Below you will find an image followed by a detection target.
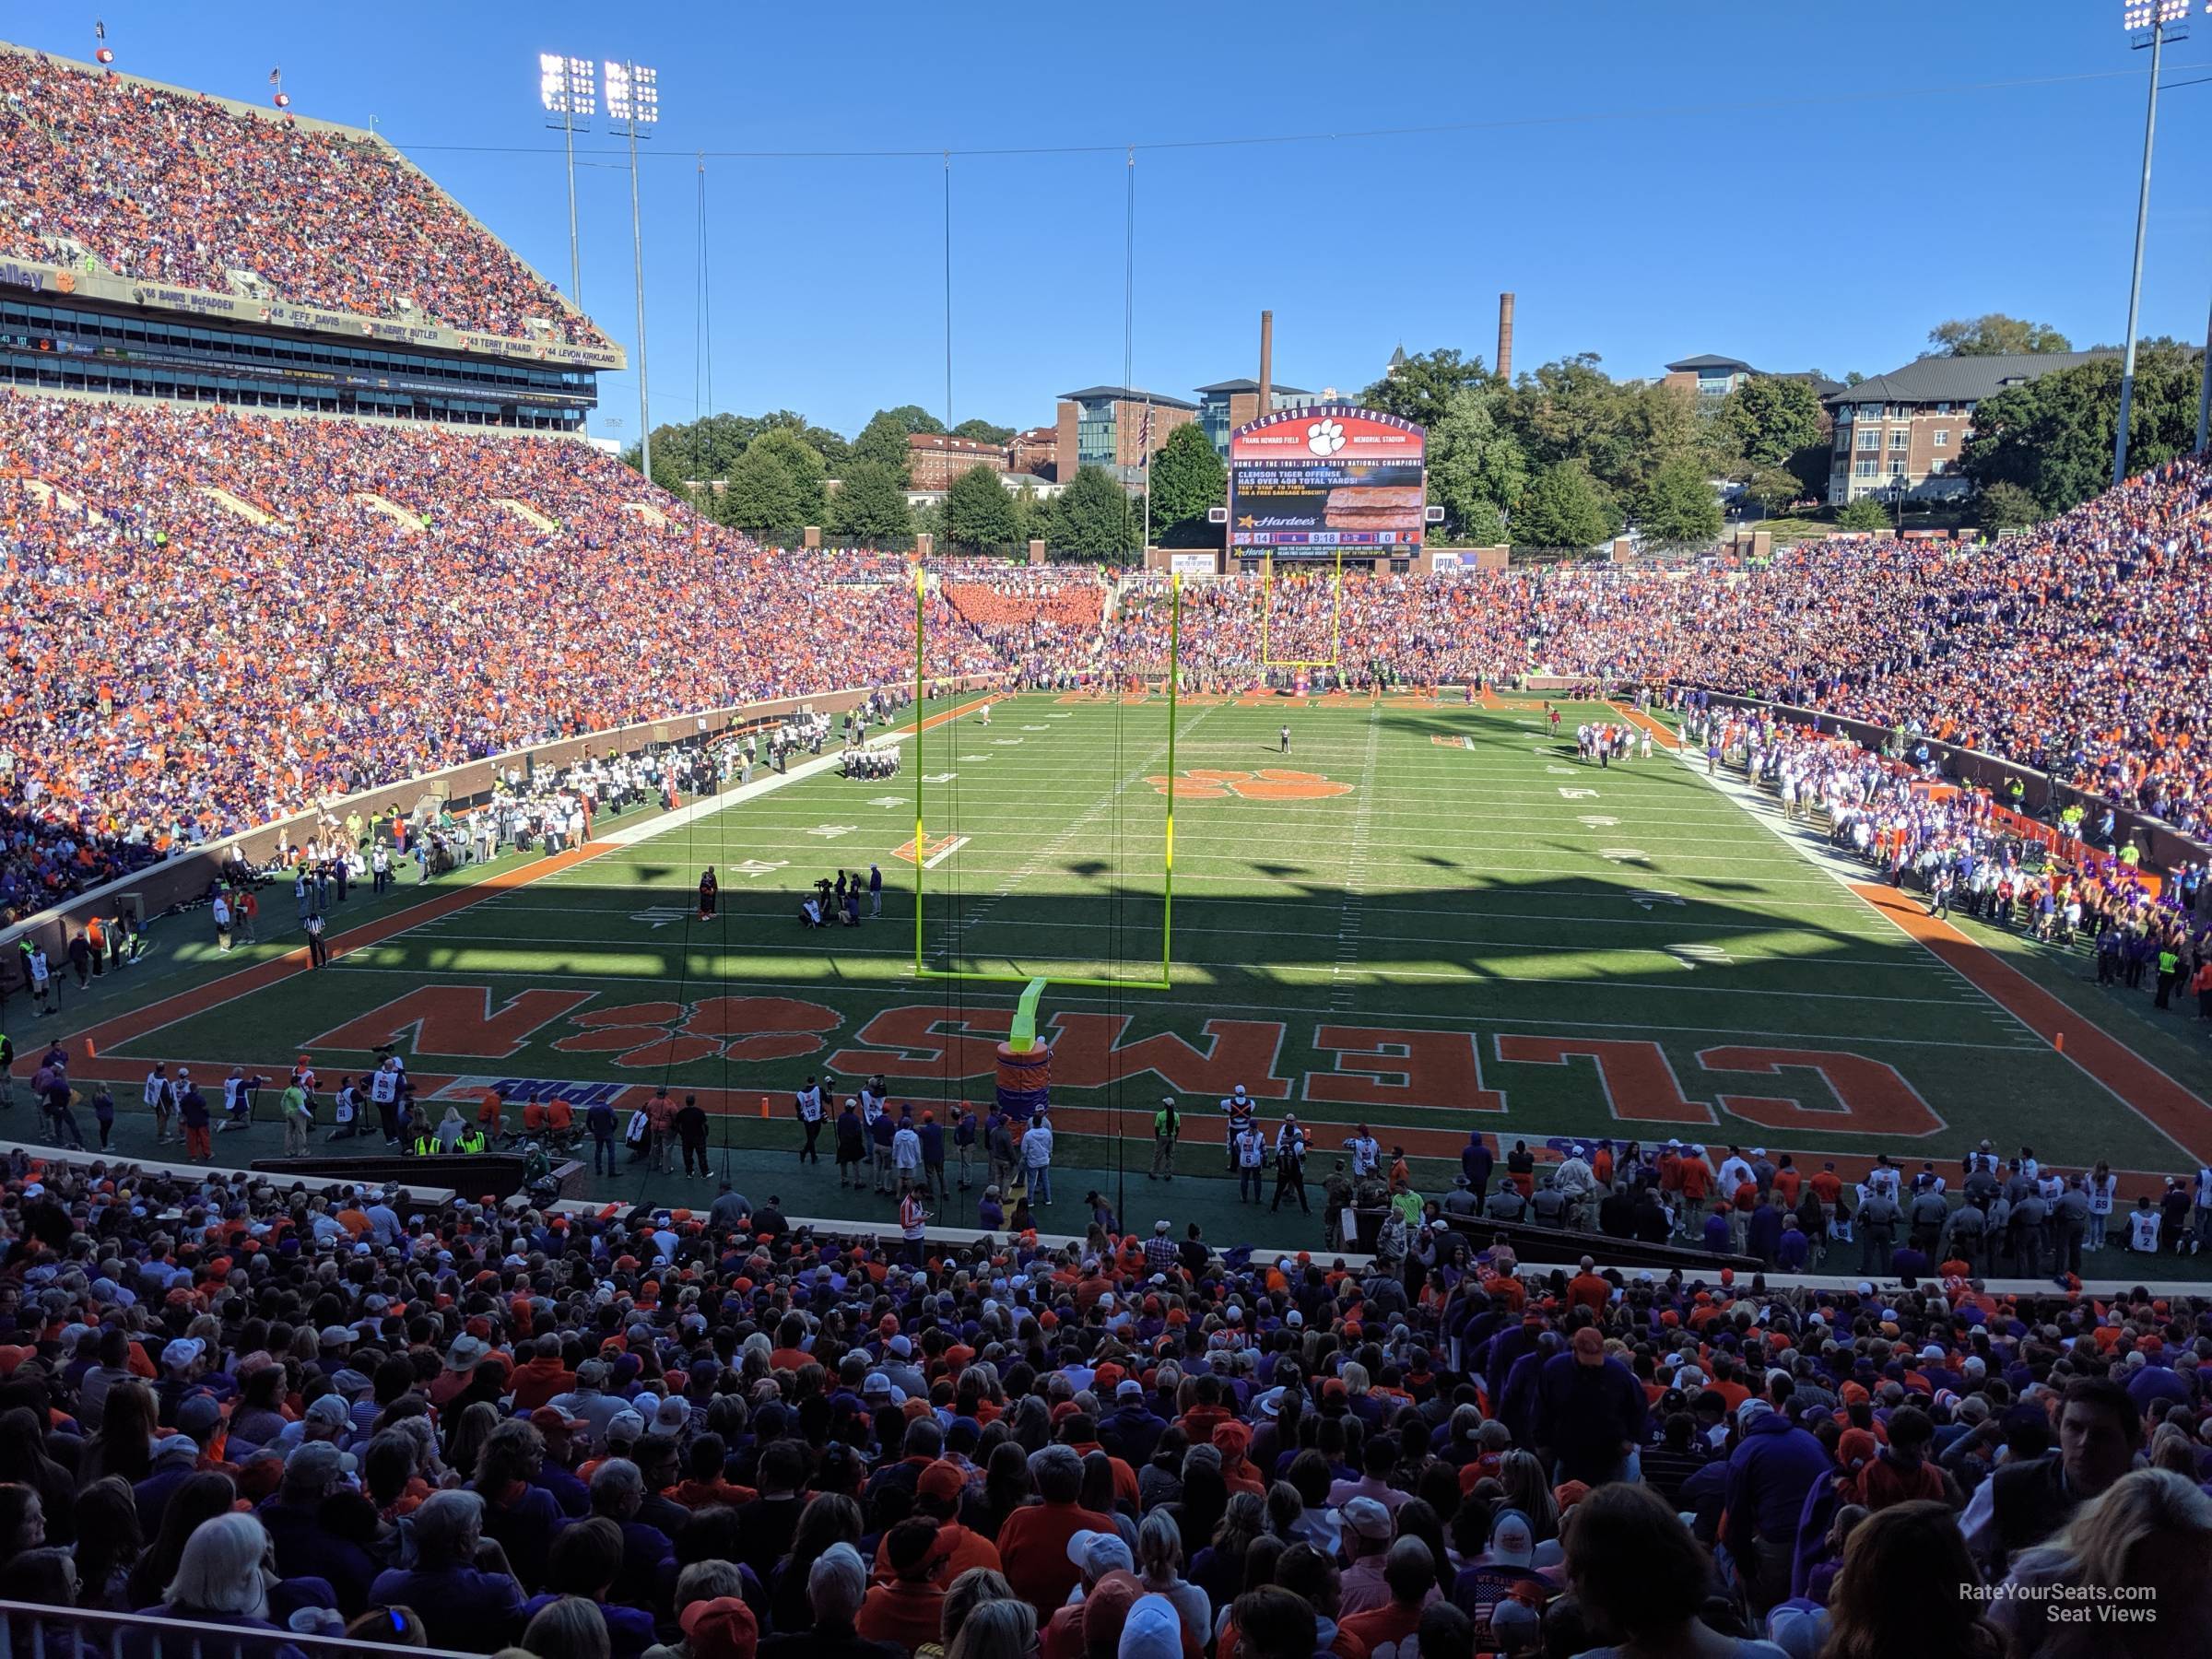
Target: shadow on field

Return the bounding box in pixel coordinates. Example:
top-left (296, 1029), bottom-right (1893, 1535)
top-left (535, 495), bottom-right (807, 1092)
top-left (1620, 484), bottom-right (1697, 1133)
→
top-left (327, 865), bottom-right (1920, 1018)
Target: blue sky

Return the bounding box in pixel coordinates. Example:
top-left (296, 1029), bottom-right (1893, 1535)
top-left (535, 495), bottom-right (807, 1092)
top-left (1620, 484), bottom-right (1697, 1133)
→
top-left (27, 4), bottom-right (2212, 440)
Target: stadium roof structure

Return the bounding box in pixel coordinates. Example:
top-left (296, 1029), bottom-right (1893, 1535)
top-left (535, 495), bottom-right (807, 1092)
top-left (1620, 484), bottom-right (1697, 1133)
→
top-left (1825, 351), bottom-right (2114, 406)
top-left (1665, 354), bottom-right (1758, 373)
top-left (1193, 378), bottom-right (1313, 395)
top-left (1058, 385), bottom-right (1200, 410)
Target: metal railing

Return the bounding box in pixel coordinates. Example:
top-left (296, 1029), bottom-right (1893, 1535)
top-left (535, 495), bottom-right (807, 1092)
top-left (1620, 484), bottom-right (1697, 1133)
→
top-left (0, 1602), bottom-right (479, 1659)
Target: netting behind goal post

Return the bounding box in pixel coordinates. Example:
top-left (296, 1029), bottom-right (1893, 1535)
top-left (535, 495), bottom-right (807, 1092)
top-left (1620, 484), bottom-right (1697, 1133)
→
top-left (1256, 549), bottom-right (1347, 672)
top-left (909, 565), bottom-right (1179, 992)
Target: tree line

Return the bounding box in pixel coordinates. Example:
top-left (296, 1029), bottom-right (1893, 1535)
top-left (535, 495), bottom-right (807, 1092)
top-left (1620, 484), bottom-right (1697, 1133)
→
top-left (620, 312), bottom-right (2195, 557)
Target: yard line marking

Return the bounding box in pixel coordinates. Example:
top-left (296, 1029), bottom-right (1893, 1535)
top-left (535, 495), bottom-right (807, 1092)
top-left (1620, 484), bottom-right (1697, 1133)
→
top-left (928, 703), bottom-right (1214, 960)
top-left (1329, 710), bottom-right (1382, 1011)
top-left (920, 836), bottom-right (970, 870)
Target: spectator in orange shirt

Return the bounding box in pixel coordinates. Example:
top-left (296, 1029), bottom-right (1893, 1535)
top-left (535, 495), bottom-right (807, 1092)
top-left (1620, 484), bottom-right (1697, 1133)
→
top-left (1773, 1155), bottom-right (1803, 1207)
top-left (508, 1335), bottom-right (577, 1414)
top-left (1565, 1257), bottom-right (1611, 1316)
top-left (1677, 1150), bottom-right (1712, 1208)
top-left (855, 1520), bottom-right (946, 1654)
top-left (872, 1460), bottom-right (1000, 1588)
top-left (996, 1444), bottom-right (1113, 1618)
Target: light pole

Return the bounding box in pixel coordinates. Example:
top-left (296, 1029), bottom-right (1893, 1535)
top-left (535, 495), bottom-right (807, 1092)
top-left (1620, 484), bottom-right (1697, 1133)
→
top-left (2113, 1), bottom-right (2186, 487)
top-left (537, 54), bottom-right (594, 314)
top-left (606, 59), bottom-right (659, 482)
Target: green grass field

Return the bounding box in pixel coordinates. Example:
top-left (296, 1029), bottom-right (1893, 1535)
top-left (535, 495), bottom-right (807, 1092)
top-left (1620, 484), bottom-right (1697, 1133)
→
top-left (72, 689), bottom-right (2212, 1241)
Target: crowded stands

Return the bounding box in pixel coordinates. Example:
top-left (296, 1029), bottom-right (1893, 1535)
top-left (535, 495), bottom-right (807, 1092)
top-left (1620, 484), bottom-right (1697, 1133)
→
top-left (0, 396), bottom-right (1010, 920)
top-left (1107, 454), bottom-right (2212, 851)
top-left (8, 382), bottom-right (2212, 941)
top-left (0, 1147), bottom-right (2202, 1658)
top-left (0, 47), bottom-right (606, 347)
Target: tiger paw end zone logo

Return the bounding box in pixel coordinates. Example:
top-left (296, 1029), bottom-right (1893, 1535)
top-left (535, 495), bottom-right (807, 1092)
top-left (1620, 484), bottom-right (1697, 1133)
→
top-left (1144, 769), bottom-right (1353, 800)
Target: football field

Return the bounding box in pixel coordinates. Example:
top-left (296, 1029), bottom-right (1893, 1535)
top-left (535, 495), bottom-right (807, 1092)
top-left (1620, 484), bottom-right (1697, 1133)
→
top-left (60, 689), bottom-right (2212, 1228)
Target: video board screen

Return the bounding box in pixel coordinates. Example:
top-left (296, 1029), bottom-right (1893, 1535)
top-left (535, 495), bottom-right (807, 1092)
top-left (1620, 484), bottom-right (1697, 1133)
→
top-left (1228, 406), bottom-right (1427, 554)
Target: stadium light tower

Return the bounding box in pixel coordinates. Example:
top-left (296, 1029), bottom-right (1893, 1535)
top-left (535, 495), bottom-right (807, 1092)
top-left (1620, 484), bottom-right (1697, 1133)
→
top-left (606, 59), bottom-right (659, 484)
top-left (2113, 1), bottom-right (2188, 487)
top-left (538, 54), bottom-right (594, 313)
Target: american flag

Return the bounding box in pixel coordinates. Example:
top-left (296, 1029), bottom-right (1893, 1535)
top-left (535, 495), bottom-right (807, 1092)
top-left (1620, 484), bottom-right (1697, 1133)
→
top-left (269, 67), bottom-right (282, 85)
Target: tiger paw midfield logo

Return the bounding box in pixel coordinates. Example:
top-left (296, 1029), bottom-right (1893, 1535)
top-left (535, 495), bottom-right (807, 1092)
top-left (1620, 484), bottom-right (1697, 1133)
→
top-left (1143, 769), bottom-right (1354, 800)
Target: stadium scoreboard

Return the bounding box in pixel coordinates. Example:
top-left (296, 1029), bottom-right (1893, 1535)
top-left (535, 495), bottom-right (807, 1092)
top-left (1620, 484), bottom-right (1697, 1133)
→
top-left (1227, 406), bottom-right (1428, 557)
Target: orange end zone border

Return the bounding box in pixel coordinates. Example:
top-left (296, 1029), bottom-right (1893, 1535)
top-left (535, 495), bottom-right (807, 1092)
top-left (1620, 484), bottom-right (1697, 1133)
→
top-left (1853, 883), bottom-right (2212, 1167)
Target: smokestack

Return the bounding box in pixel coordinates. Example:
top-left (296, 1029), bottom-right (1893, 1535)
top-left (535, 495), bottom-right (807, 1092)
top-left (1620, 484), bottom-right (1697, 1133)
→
top-left (1496, 292), bottom-right (1515, 382)
top-left (1258, 310), bottom-right (1274, 418)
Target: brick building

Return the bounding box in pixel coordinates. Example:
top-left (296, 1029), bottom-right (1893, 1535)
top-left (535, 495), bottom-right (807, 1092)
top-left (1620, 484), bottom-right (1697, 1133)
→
top-left (1007, 426), bottom-right (1058, 481)
top-left (1053, 386), bottom-right (1199, 488)
top-left (1194, 379), bottom-right (1324, 457)
top-left (1664, 354), bottom-right (1840, 403)
top-left (1822, 351), bottom-right (2111, 504)
top-left (906, 432), bottom-right (1009, 490)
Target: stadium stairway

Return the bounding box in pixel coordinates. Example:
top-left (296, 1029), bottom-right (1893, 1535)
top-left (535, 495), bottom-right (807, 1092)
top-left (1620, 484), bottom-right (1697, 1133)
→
top-left (351, 491), bottom-right (422, 530)
top-left (196, 484), bottom-right (273, 524)
top-left (494, 496), bottom-right (559, 532)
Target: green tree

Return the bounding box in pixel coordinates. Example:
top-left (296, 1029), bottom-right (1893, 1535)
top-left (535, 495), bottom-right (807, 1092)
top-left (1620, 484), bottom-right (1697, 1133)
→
top-left (1453, 499), bottom-right (1508, 547)
top-left (1975, 480), bottom-right (2044, 533)
top-left (1924, 314), bottom-right (2073, 357)
top-left (1835, 497), bottom-right (1891, 533)
top-left (850, 405), bottom-right (946, 482)
top-left (1744, 465), bottom-right (1806, 517)
top-left (911, 498), bottom-right (946, 552)
top-left (1049, 465), bottom-right (1136, 560)
top-left (721, 443), bottom-right (802, 537)
top-left (1513, 460), bottom-right (1614, 551)
top-left (1145, 423), bottom-right (1228, 547)
top-left (1957, 345), bottom-right (2199, 512)
top-left (1011, 483), bottom-right (1052, 549)
top-left (1634, 457), bottom-right (1724, 547)
top-left (828, 460), bottom-right (912, 546)
top-left (1359, 347), bottom-right (1492, 429)
top-left (1427, 388), bottom-right (1526, 542)
top-left (944, 464), bottom-right (1019, 551)
top-left (1504, 356), bottom-right (1653, 495)
top-left (1717, 377), bottom-right (1827, 471)
top-left (1784, 439), bottom-right (1835, 502)
top-left (950, 418), bottom-right (1015, 445)
top-left (629, 409), bottom-right (849, 481)
top-left (747, 429), bottom-right (829, 528)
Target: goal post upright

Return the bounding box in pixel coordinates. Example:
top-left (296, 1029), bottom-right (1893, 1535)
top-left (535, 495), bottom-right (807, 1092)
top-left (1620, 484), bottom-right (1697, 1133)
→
top-left (1256, 546), bottom-right (1347, 671)
top-left (912, 560), bottom-right (927, 971)
top-left (1162, 570), bottom-right (1179, 987)
top-left (909, 559), bottom-right (1174, 993)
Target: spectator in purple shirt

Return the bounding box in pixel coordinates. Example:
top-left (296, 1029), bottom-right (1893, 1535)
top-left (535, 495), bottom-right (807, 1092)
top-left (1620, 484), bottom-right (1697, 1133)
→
top-left (364, 1489), bottom-right (527, 1653)
top-left (1533, 1327), bottom-right (1648, 1486)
